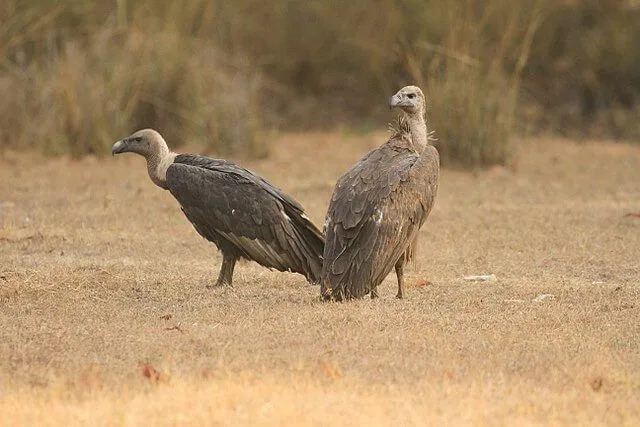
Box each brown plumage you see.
[111,129,324,288]
[321,86,439,300]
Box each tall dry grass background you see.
[1,0,639,164]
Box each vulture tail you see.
[288,212,325,284]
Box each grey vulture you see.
[321,86,439,300]
[111,129,324,287]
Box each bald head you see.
[389,85,426,116]
[111,129,168,159]
[112,129,177,189]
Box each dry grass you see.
[1,132,639,425]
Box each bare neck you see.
[407,111,428,154]
[145,145,177,189]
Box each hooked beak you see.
[111,139,127,155]
[389,93,402,109]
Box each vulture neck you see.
[407,111,428,154]
[146,142,177,190]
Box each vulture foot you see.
[206,281,229,289]
[209,253,237,289]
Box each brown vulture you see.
[321,86,439,300]
[111,129,324,287]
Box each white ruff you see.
[156,152,177,183]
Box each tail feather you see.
[288,211,325,284]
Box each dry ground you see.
[0,132,639,426]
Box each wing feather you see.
[166,155,325,283]
[321,136,439,299]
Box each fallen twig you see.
[165,325,184,333]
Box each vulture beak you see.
[111,139,127,155]
[389,93,401,109]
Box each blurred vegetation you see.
[0,0,638,166]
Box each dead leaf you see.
[590,377,603,392]
[413,278,433,287]
[139,362,161,383]
[318,361,342,380]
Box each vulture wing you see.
[322,135,439,299]
[166,155,324,283]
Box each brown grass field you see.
[1,132,639,425]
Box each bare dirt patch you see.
[1,134,639,425]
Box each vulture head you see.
[389,85,426,115]
[111,128,168,158]
[112,128,176,189]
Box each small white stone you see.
[532,294,555,303]
[463,274,496,282]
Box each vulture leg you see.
[370,288,379,299]
[209,252,238,288]
[395,258,405,299]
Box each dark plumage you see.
[112,129,324,287]
[321,86,439,300]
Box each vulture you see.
[111,129,324,287]
[321,85,439,300]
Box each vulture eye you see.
[407,93,416,99]
[133,137,143,142]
